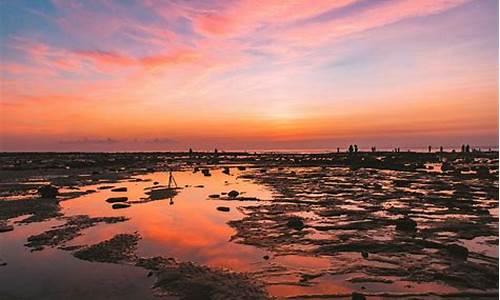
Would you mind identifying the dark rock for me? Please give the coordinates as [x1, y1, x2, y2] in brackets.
[237, 166, 246, 171]
[222, 167, 230, 174]
[228, 190, 239, 198]
[263, 255, 270, 260]
[361, 251, 369, 259]
[153, 181, 159, 185]
[287, 216, 304, 230]
[0, 223, 14, 233]
[216, 206, 230, 212]
[446, 244, 469, 260]
[111, 187, 127, 192]
[208, 194, 220, 199]
[106, 197, 128, 203]
[395, 217, 417, 231]
[201, 169, 211, 176]
[38, 185, 59, 198]
[476, 166, 490, 178]
[97, 185, 114, 190]
[112, 203, 131, 209]
[352, 292, 366, 300]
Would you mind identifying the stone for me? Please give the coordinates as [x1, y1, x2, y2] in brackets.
[106, 197, 128, 203]
[287, 216, 304, 230]
[227, 190, 239, 198]
[111, 187, 127, 192]
[446, 244, 469, 260]
[352, 292, 366, 300]
[112, 203, 131, 209]
[0, 223, 14, 233]
[38, 185, 59, 198]
[216, 206, 230, 212]
[395, 217, 417, 231]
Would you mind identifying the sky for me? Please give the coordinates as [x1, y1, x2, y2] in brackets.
[0, 0, 498, 151]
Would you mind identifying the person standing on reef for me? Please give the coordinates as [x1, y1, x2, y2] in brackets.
[428, 145, 432, 153]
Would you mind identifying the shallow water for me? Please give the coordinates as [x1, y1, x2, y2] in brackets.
[1, 162, 498, 299]
[1, 169, 279, 298]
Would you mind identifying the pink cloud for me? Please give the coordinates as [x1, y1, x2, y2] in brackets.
[192, 0, 359, 37]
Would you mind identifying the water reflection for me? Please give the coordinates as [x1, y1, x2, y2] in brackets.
[56, 170, 272, 271]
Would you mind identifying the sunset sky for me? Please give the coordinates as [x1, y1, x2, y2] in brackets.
[1, 0, 498, 151]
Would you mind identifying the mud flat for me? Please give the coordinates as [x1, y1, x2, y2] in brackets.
[0, 151, 498, 299]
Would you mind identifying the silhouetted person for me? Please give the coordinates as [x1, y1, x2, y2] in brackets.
[337, 147, 340, 153]
[371, 146, 376, 152]
[428, 145, 431, 153]
[354, 145, 358, 153]
[348, 145, 354, 153]
[465, 144, 470, 153]
[189, 148, 193, 155]
[214, 148, 218, 154]
[439, 146, 443, 152]
[397, 147, 400, 153]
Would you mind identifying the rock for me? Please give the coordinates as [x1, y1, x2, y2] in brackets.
[228, 190, 239, 198]
[476, 166, 490, 178]
[111, 187, 127, 192]
[112, 203, 131, 209]
[153, 181, 159, 185]
[201, 169, 211, 176]
[106, 197, 128, 203]
[222, 167, 230, 174]
[97, 185, 114, 190]
[193, 167, 200, 173]
[237, 166, 246, 171]
[287, 216, 304, 230]
[216, 206, 230, 212]
[0, 223, 14, 233]
[446, 244, 469, 260]
[38, 185, 59, 198]
[352, 292, 366, 300]
[208, 194, 220, 199]
[395, 217, 417, 231]
[263, 255, 270, 260]
[361, 251, 369, 259]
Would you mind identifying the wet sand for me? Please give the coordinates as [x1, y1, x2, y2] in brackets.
[0, 151, 498, 299]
